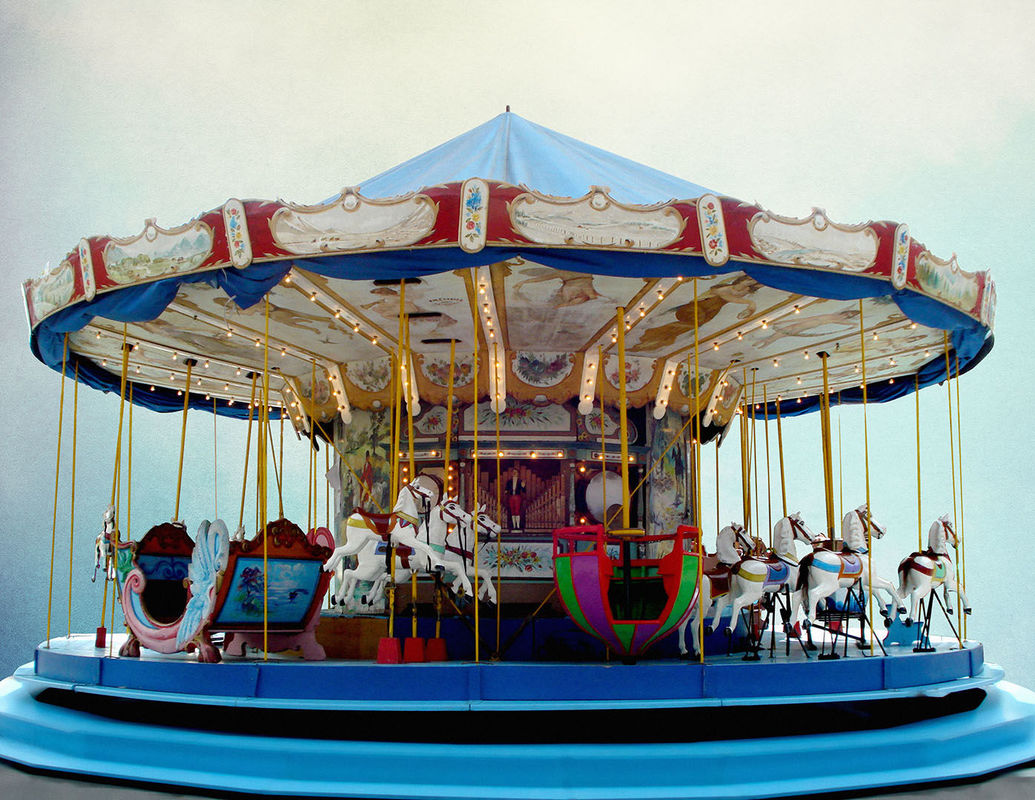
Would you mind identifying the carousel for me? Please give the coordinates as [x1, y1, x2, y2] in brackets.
[2, 112, 1034, 799]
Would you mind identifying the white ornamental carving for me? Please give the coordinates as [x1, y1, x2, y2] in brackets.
[891, 224, 910, 290]
[749, 208, 878, 272]
[459, 179, 489, 253]
[509, 188, 684, 249]
[271, 189, 436, 255]
[78, 239, 96, 300]
[222, 199, 252, 268]
[697, 194, 729, 266]
[103, 219, 214, 285]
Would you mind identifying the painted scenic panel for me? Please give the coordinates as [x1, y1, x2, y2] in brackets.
[214, 557, 321, 626]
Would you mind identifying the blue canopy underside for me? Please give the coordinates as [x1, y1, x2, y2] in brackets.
[29, 246, 991, 419]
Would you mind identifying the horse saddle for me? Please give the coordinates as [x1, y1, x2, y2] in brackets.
[353, 508, 398, 539]
[899, 552, 946, 582]
[764, 559, 790, 585]
[374, 540, 415, 569]
[838, 554, 863, 580]
[705, 564, 732, 599]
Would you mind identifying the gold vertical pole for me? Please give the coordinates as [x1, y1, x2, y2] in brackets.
[739, 372, 750, 532]
[67, 361, 79, 637]
[775, 398, 787, 517]
[439, 339, 457, 641]
[750, 371, 759, 543]
[404, 314, 418, 641]
[693, 278, 704, 664]
[127, 385, 133, 550]
[212, 397, 219, 519]
[818, 353, 835, 539]
[598, 346, 607, 530]
[943, 335, 961, 626]
[262, 298, 270, 659]
[173, 359, 194, 522]
[915, 373, 923, 551]
[857, 301, 874, 656]
[616, 308, 630, 529]
[444, 340, 456, 495]
[109, 332, 131, 657]
[763, 385, 772, 547]
[46, 334, 68, 646]
[472, 312, 480, 662]
[494, 341, 502, 652]
[387, 282, 407, 641]
[239, 374, 258, 531]
[309, 360, 316, 533]
[279, 414, 285, 519]
[955, 352, 967, 638]
[837, 393, 843, 527]
[715, 442, 720, 541]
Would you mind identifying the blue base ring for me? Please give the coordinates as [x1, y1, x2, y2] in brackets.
[3, 668, 1035, 799]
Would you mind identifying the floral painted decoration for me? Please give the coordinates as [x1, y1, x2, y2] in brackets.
[512, 351, 574, 387]
[459, 179, 489, 253]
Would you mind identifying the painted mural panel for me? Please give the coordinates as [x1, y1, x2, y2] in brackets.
[501, 258, 647, 351]
[335, 407, 394, 518]
[648, 408, 688, 537]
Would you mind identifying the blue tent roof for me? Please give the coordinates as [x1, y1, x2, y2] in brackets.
[359, 112, 713, 205]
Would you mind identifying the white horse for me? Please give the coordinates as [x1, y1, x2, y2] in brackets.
[441, 502, 502, 603]
[324, 474, 447, 577]
[897, 514, 971, 626]
[677, 522, 753, 657]
[93, 504, 117, 583]
[724, 513, 824, 636]
[796, 504, 905, 631]
[332, 500, 501, 610]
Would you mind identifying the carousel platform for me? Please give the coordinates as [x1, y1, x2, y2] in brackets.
[3, 634, 1035, 799]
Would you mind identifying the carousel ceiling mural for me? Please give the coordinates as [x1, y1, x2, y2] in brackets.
[24, 113, 994, 431]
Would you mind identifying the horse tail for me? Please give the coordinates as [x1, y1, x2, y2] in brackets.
[796, 552, 813, 593]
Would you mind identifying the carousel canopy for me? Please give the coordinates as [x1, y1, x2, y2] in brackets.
[23, 113, 995, 428]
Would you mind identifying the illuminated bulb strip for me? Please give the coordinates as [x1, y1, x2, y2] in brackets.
[281, 271, 387, 349]
[577, 354, 600, 415]
[702, 365, 737, 427]
[327, 363, 353, 424]
[404, 352, 421, 416]
[681, 300, 803, 361]
[282, 379, 311, 436]
[585, 277, 683, 355]
[80, 335, 261, 398]
[474, 265, 501, 346]
[166, 296, 351, 363]
[488, 345, 506, 414]
[653, 358, 681, 419]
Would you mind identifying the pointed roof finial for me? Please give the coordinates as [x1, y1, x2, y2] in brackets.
[506, 105, 510, 112]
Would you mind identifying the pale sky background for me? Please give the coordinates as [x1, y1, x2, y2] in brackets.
[0, 1, 1033, 685]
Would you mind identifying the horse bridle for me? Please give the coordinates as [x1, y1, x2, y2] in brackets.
[441, 501, 496, 565]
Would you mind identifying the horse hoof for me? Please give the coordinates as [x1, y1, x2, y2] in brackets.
[704, 626, 714, 636]
[897, 606, 907, 615]
[723, 628, 733, 638]
[904, 618, 913, 627]
[879, 607, 890, 619]
[884, 617, 892, 629]
[965, 608, 973, 615]
[329, 596, 337, 606]
[947, 608, 954, 615]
